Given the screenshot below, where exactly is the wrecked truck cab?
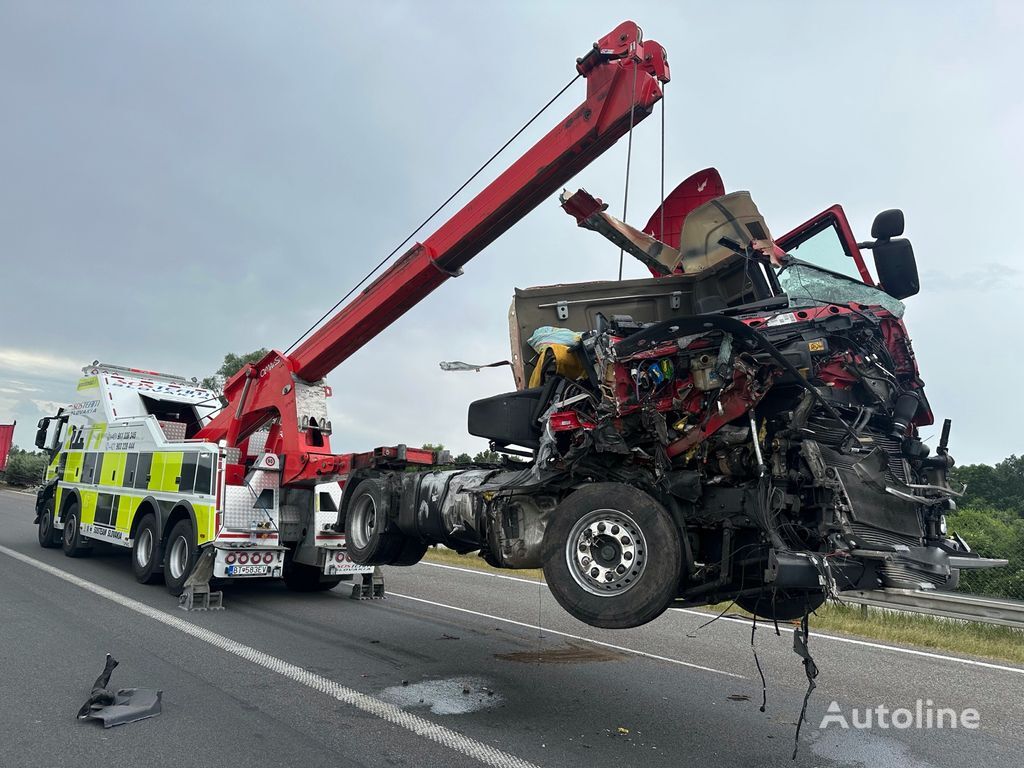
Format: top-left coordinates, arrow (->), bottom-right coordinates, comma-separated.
340,172 -> 1004,629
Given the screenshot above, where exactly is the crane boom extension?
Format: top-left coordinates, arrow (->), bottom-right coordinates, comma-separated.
197,21 -> 669,486
291,21 -> 669,381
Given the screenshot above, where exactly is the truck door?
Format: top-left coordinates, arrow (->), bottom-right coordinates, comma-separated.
776,204 -> 874,285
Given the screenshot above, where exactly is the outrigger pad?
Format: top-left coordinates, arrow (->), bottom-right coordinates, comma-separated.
77,654 -> 162,728
351,566 -> 386,600
179,547 -> 224,611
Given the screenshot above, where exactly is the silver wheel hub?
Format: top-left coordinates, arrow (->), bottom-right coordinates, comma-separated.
135,528 -> 153,568
168,535 -> 189,580
566,508 -> 647,596
348,494 -> 377,550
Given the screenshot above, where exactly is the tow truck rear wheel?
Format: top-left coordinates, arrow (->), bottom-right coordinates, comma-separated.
61,501 -> 91,558
131,514 -> 163,585
542,483 -> 682,630
164,519 -> 197,596
37,498 -> 60,548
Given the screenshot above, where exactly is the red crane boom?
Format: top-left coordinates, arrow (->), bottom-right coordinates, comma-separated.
197,20 -> 669,486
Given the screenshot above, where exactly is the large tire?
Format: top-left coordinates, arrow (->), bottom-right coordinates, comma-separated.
283,561 -> 343,592
61,502 -> 91,558
37,497 -> 60,549
542,483 -> 682,629
131,514 -> 163,585
736,590 -> 826,621
344,480 -> 404,565
163,519 -> 197,596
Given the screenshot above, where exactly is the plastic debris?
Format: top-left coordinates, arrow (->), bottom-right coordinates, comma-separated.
77,654 -> 162,728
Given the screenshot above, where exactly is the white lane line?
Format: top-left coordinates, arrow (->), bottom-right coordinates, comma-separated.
0,544 -> 541,768
416,561 -> 1024,676
389,591 -> 744,679
424,561 -> 545,586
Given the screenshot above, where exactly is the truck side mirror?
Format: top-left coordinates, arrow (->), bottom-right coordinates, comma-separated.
873,238 -> 919,299
35,418 -> 50,450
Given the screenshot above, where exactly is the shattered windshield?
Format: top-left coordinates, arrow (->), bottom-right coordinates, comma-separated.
778,261 -> 905,318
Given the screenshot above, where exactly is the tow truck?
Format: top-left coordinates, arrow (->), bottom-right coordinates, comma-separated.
33,21 -> 1001,624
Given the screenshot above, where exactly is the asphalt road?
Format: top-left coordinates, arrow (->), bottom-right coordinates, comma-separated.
1,488 -> 1022,768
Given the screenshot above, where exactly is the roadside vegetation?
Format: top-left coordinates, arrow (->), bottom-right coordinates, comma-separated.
0,446 -> 47,488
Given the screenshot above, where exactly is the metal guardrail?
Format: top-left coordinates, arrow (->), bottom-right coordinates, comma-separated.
839,588 -> 1024,629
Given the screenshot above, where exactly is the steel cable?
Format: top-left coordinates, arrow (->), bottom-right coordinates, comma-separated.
284,73 -> 583,355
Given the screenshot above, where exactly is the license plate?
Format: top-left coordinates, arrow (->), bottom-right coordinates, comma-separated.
228,564 -> 269,576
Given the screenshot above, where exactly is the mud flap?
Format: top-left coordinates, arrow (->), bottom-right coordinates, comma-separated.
350,566 -> 385,600
178,547 -> 223,611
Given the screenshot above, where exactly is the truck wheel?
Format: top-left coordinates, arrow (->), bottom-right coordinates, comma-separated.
37,498 -> 60,548
163,519 -> 197,596
542,483 -> 682,629
344,480 -> 403,565
61,502 -> 91,558
736,590 -> 825,621
131,515 -> 163,585
283,561 -> 343,592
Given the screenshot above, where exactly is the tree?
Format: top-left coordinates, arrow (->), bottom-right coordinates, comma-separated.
201,349 -> 270,393
946,504 -> 1024,598
0,446 -> 48,487
472,449 -> 502,463
952,455 -> 1024,517
453,453 -> 472,465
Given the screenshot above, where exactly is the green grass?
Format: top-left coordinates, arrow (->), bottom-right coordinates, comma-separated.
421,547 -> 1024,665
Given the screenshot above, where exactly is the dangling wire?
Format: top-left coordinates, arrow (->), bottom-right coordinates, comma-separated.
617,58 -> 640,281
285,73 -> 583,356
659,88 -> 666,242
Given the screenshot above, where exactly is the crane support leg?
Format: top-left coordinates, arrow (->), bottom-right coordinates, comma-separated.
178,547 -> 224,611
350,566 -> 385,600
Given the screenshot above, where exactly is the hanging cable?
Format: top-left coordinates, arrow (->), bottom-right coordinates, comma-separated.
659,88 -> 666,242
284,73 -> 583,355
617,59 -> 640,281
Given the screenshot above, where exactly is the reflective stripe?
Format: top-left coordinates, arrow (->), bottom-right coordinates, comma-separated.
194,503 -> 214,542
64,453 -> 83,483
79,489 -> 98,524
99,451 -> 127,486
148,451 -> 184,493
115,494 -> 140,532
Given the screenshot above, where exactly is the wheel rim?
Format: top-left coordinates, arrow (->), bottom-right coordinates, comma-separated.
64,513 -> 77,545
135,528 -> 153,568
565,508 -> 647,597
348,493 -> 377,550
40,510 -> 51,536
168,535 -> 189,580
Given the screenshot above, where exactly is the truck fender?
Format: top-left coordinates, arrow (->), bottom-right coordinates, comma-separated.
34,480 -> 58,523
160,499 -> 199,543
56,487 -> 82,526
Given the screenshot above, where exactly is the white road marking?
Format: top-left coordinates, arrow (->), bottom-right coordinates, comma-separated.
389,591 -> 745,679
0,544 -> 541,768
417,561 -> 1024,676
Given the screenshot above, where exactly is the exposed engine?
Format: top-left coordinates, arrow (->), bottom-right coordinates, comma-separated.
340,174 -> 1000,629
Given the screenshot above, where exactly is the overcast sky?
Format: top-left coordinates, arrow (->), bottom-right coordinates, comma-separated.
1,1 -> 1021,465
